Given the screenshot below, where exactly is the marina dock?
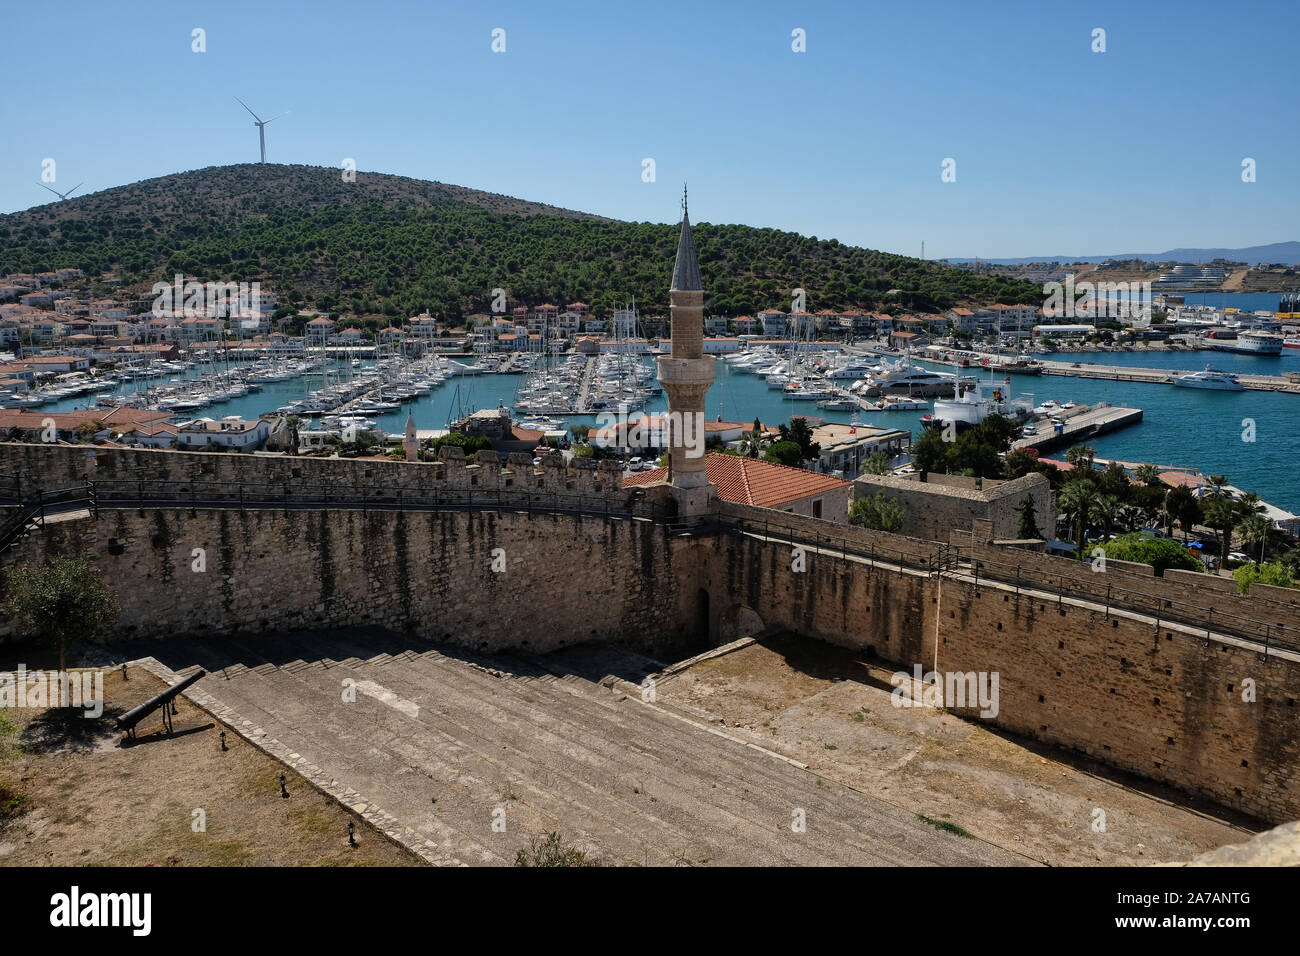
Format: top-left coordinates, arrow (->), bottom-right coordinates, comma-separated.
1012,403 -> 1143,454
916,346 -> 1300,394
1038,360 -> 1300,394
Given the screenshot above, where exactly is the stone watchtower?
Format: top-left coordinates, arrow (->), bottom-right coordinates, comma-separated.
655,188 -> 716,515
403,411 -> 418,462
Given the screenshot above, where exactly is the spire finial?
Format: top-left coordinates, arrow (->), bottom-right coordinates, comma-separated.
682,182 -> 688,219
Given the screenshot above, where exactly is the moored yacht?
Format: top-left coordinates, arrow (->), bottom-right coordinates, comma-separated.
871,395 -> 927,411
1172,366 -> 1244,391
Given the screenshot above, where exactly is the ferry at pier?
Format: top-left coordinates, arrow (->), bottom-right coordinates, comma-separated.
1206,330 -> 1284,355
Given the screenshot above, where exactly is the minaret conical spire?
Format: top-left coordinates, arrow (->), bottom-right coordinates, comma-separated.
670,184 -> 702,292
657,187 -> 714,511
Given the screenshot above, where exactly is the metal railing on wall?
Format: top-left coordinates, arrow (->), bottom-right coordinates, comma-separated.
711,513 -> 1299,657
949,545 -> 1299,656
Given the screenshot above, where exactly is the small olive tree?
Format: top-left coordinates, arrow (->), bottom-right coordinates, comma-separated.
4,556 -> 119,672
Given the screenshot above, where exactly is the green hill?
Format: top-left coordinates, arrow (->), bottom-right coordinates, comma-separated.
0,164 -> 1042,320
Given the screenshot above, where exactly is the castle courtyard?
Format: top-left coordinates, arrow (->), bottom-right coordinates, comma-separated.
75,627 -> 1254,867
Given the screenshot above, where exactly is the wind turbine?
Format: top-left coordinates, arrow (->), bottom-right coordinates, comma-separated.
38,181 -> 82,201
236,98 -> 289,163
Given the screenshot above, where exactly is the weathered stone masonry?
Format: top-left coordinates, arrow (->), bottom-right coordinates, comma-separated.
15,505 -> 697,660
3,443 -> 1298,824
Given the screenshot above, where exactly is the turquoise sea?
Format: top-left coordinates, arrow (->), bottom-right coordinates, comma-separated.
45,346 -> 1300,514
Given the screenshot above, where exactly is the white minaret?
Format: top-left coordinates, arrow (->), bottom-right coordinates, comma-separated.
655,186 -> 716,514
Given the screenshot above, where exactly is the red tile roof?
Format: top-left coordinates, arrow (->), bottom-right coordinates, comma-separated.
623,452 -> 848,508
125,421 -> 179,436
20,355 -> 85,365
0,407 -> 172,431
99,407 -> 174,426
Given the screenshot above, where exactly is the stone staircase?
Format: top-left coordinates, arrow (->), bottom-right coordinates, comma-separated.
148,631 -> 1030,867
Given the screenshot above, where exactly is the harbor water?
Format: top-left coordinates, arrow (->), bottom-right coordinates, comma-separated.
44,347 -> 1300,514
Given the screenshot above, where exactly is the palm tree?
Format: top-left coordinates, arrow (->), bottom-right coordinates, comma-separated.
1202,494 -> 1238,560
738,423 -> 766,459
1093,494 -> 1121,540
1064,445 -> 1095,471
1165,485 -> 1202,543
862,450 -> 890,475
1133,463 -> 1160,486
1118,504 -> 1145,534
1236,492 -> 1266,519
1057,479 -> 1100,557
1238,514 -> 1272,565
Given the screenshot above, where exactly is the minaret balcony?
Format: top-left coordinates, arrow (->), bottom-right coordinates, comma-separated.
656,355 -> 716,386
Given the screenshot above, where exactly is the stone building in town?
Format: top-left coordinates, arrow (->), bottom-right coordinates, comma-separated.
851,471 -> 1055,542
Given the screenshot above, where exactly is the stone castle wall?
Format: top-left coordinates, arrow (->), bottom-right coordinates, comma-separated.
0,442 -> 636,506
9,506 -> 701,660
4,444 -> 1298,823
931,577 -> 1300,825
703,501 -> 1300,823
969,538 -> 1300,634
694,521 -> 933,667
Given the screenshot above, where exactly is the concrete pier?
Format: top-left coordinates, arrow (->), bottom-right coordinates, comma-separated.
1038,360 -> 1300,394
1012,403 -> 1143,453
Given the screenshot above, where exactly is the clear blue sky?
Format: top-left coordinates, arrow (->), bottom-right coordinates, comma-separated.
1,0 -> 1295,259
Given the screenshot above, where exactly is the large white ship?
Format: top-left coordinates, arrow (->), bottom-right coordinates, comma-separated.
921,379 -> 1012,431
1172,366 -> 1244,390
1207,330 -> 1284,355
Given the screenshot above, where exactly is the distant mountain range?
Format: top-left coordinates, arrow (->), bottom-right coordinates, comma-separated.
948,242 -> 1300,266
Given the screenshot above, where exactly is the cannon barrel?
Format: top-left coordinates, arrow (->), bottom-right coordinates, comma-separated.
116,669 -> 206,730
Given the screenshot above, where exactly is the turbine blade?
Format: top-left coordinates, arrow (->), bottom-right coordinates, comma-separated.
263,111 -> 290,124
235,97 -> 262,122
38,183 -> 62,197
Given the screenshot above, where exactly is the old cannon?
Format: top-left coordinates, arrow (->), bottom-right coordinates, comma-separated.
116,669 -> 206,739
